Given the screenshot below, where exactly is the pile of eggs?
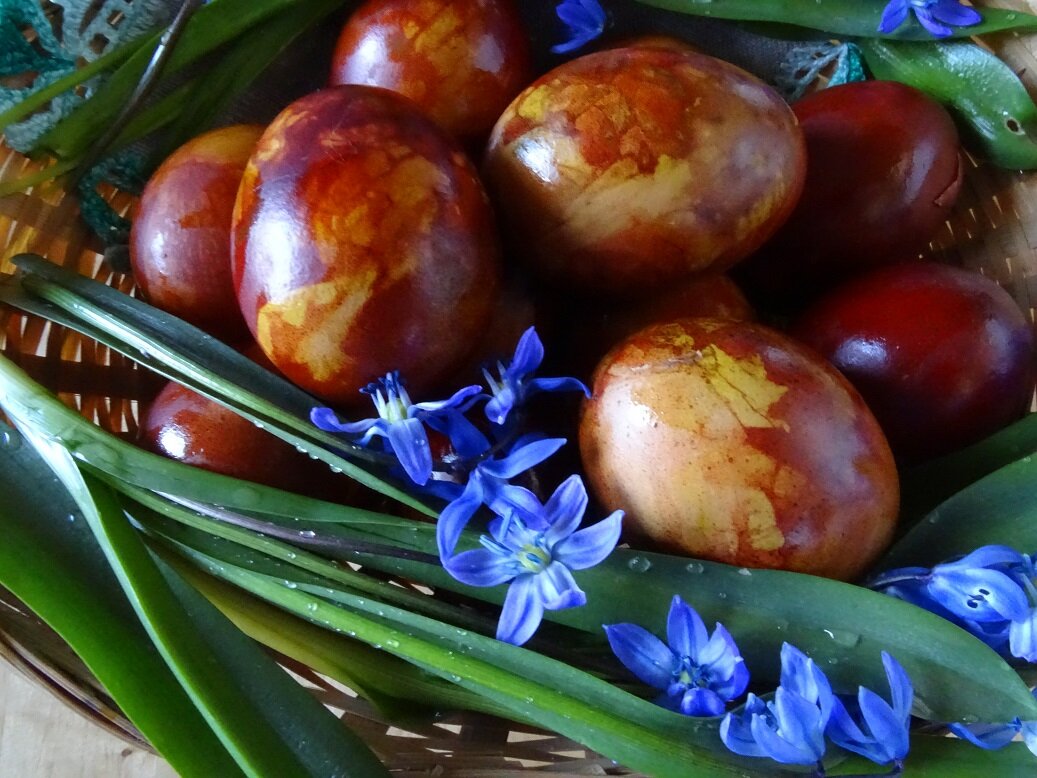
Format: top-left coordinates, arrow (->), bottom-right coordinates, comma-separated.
129,0 -> 1035,581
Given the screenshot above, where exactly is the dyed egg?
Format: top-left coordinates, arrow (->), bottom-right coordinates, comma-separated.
130,124 -> 263,342
330,0 -> 531,143
793,262 -> 1036,462
579,318 -> 899,581
484,47 -> 806,297
232,86 -> 502,405
737,81 -> 962,308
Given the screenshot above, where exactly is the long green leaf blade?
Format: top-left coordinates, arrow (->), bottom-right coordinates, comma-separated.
0,425 -> 243,778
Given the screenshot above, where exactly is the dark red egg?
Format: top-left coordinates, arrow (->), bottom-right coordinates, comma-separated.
130,124 -> 264,342
483,47 -> 806,298
330,0 -> 531,144
792,262 -> 1035,462
140,380 -> 352,501
232,86 -> 502,406
738,81 -> 962,308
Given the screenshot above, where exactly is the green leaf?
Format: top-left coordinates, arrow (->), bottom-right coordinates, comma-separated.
859,39 -> 1037,169
634,0 -> 1037,40
0,424 -> 243,778
0,258 -> 432,515
878,452 -> 1037,570
34,0 -> 347,160
899,413 -> 1037,524
2,412 -> 389,777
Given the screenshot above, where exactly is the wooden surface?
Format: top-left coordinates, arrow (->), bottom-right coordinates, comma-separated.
0,659 -> 175,778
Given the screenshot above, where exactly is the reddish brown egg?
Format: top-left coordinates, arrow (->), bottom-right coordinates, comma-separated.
483,47 -> 806,298
232,86 -> 502,405
330,0 -> 531,143
579,318 -> 899,581
140,380 -> 351,501
792,262 -> 1036,462
130,124 -> 263,342
737,81 -> 963,308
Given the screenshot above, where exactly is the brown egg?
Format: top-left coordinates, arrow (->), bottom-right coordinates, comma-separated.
330,0 -> 532,144
232,86 -> 502,405
130,124 -> 264,342
483,47 -> 806,298
140,380 -> 354,502
579,318 -> 899,581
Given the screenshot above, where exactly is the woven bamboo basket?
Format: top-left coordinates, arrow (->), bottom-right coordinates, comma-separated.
2,0 -> 1037,774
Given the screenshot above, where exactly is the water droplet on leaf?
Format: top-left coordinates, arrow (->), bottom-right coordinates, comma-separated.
627,556 -> 652,572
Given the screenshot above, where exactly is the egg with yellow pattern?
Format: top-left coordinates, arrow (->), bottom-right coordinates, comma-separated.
231,85 -> 501,405
484,47 -> 806,298
578,318 -> 899,581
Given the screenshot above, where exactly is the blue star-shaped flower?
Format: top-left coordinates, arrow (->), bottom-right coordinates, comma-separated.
720,644 -> 834,766
443,474 -> 622,646
311,371 -> 481,487
483,326 -> 589,426
826,652 -> 913,768
878,0 -> 982,39
604,595 -> 749,716
551,0 -> 608,55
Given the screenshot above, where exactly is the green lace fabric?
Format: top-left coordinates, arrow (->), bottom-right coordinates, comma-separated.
1,0 -> 173,251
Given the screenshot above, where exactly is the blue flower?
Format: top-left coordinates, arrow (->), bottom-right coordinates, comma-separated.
604,595 -> 748,717
720,644 -> 834,766
434,435 -> 567,558
483,327 -> 589,426
878,0 -> 982,38
442,474 -> 622,645
311,371 -> 481,487
872,546 -> 1037,662
826,652 -> 913,767
551,0 -> 608,55
949,690 -> 1037,758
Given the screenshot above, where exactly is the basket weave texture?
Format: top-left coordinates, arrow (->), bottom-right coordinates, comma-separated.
2,0 -> 1037,774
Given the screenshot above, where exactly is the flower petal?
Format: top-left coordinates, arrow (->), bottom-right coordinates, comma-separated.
484,385 -> 518,425
1009,609 -> 1037,662
680,687 -> 726,718
488,484 -> 547,530
881,651 -> 913,721
543,474 -> 588,545
948,720 -> 1022,750
386,416 -> 433,485
878,0 -> 910,33
719,695 -> 770,758
553,510 -> 623,570
508,326 -> 545,379
497,575 -> 544,646
442,547 -> 519,587
310,407 -> 379,435
942,545 -> 1027,571
913,8 -> 954,37
772,688 -> 827,762
535,561 -> 586,610
751,698 -> 821,765
779,644 -> 833,719
699,623 -> 749,700
666,596 -> 710,661
928,567 -> 1029,622
482,437 -> 567,479
929,1 -> 982,27
412,384 -> 483,414
604,623 -> 677,690
858,687 -> 907,762
528,376 -> 591,398
436,479 -> 483,557
423,410 -> 490,459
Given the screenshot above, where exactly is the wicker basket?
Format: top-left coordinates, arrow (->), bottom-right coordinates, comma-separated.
2,1 -> 1037,774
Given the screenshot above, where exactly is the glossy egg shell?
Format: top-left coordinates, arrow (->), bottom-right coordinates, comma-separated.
792,262 -> 1036,462
232,86 -> 502,405
330,0 -> 531,143
130,124 -> 263,342
579,318 -> 899,581
737,81 -> 962,307
483,47 -> 806,297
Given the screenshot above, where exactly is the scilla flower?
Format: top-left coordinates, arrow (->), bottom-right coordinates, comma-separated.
948,690 -> 1037,757
878,0 -> 982,39
826,652 -> 913,768
604,595 -> 748,716
483,327 -> 589,426
720,644 -> 834,767
552,0 -> 608,54
443,474 -> 622,645
871,546 -> 1037,662
434,435 -> 567,558
311,371 -> 481,487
